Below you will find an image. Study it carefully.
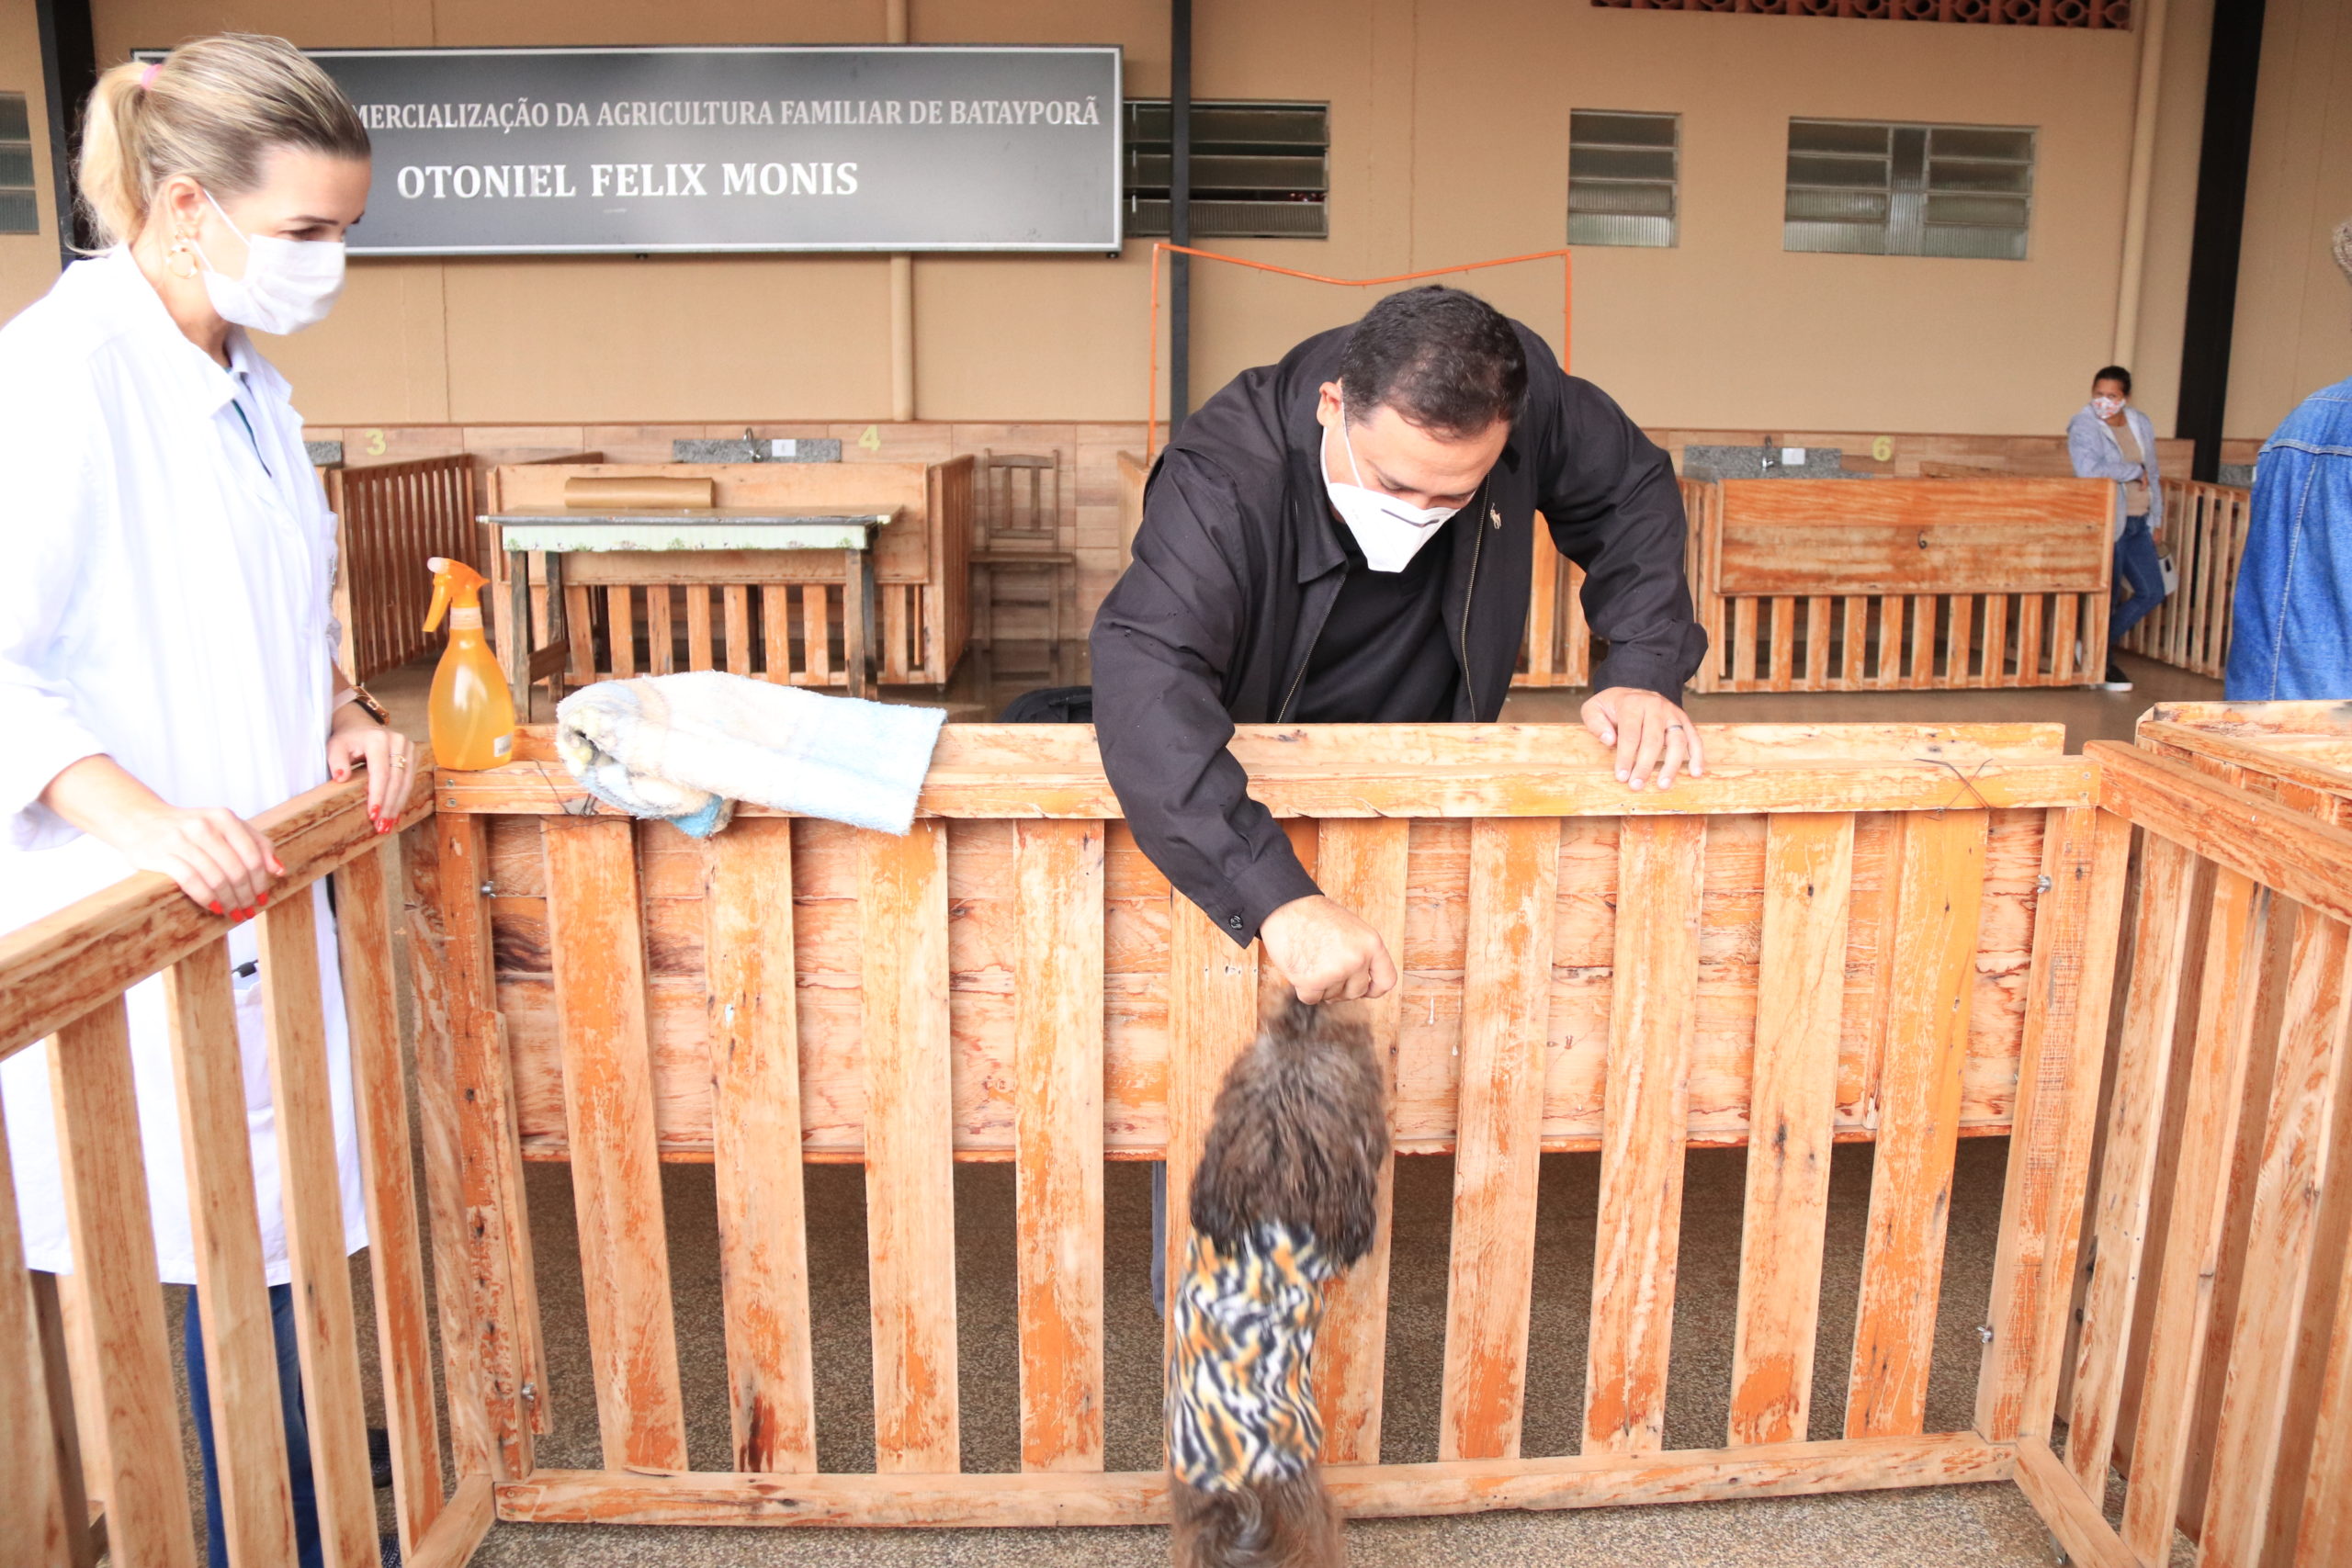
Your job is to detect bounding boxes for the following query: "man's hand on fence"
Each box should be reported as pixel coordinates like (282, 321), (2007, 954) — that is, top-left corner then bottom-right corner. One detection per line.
(1582, 687), (1704, 792)
(1260, 895), (1398, 1005)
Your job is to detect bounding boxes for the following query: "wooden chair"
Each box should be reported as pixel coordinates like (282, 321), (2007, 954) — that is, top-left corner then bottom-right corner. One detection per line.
(970, 450), (1074, 653)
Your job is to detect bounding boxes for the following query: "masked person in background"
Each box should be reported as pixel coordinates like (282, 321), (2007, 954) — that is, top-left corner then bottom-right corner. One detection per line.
(0, 35), (410, 1568)
(2067, 365), (2166, 694)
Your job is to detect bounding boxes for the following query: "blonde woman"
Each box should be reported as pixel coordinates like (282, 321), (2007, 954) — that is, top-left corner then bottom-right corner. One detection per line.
(0, 36), (412, 1567)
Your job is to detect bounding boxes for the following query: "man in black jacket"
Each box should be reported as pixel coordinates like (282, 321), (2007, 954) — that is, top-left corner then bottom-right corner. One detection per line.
(1088, 286), (1708, 1003)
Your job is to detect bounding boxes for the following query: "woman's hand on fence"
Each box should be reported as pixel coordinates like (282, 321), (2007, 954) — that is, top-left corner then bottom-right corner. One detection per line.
(1260, 895), (1399, 1005)
(1582, 687), (1703, 792)
(38, 754), (283, 914)
(327, 705), (419, 834)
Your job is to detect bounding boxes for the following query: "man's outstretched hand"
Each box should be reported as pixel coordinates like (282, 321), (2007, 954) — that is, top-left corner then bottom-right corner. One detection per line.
(1581, 686), (1704, 792)
(1260, 894), (1398, 1004)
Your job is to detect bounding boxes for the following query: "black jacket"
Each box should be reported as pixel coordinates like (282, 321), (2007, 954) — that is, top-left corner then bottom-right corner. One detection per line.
(1090, 319), (1706, 948)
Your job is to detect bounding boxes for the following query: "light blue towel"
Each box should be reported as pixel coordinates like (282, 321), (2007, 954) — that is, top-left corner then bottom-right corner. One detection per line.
(554, 671), (945, 838)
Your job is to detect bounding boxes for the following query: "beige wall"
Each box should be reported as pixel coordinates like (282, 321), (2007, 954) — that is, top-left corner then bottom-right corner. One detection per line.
(32, 2), (2203, 434)
(2225, 0), (2352, 440)
(0, 0), (62, 321)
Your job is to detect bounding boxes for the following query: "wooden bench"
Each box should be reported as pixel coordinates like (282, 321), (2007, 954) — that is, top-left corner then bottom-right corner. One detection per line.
(1689, 478), (2116, 692)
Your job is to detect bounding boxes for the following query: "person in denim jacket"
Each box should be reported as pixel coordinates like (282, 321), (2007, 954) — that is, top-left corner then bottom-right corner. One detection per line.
(2226, 222), (2352, 698)
(2068, 365), (2166, 692)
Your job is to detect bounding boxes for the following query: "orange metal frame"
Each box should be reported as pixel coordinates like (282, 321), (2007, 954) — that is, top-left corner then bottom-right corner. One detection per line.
(1145, 242), (1575, 460)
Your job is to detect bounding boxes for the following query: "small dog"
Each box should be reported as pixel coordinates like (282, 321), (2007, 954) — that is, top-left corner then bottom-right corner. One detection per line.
(1168, 997), (1389, 1567)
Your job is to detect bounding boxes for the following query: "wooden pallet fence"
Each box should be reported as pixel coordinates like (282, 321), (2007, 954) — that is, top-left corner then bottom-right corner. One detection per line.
(1687, 478), (2116, 693)
(327, 455), (480, 682)
(0, 775), (495, 1568)
(26, 714), (2352, 1558)
(2027, 735), (2352, 1568)
(2121, 479), (2254, 680)
(424, 718), (2131, 1534)
(486, 458), (973, 690)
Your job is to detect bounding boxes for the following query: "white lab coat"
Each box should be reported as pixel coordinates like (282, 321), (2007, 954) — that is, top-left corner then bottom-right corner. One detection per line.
(0, 248), (365, 1284)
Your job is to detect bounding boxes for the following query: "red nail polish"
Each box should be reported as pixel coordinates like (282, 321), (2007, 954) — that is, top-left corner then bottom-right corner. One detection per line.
(209, 901), (223, 914)
(256, 894), (269, 908)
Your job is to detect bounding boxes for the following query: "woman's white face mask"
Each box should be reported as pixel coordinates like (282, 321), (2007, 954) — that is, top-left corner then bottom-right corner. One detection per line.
(194, 187), (347, 335)
(2092, 394), (2127, 419)
(1321, 403), (1463, 573)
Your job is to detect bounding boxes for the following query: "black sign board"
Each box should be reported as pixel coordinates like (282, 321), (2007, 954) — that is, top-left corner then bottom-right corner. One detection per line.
(161, 46), (1124, 255)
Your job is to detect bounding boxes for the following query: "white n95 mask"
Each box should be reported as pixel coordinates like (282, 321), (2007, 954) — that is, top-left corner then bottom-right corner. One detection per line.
(2092, 395), (2126, 418)
(196, 187), (347, 335)
(1321, 404), (1461, 572)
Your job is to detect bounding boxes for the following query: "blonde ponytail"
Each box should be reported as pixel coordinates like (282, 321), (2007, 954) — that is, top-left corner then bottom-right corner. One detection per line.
(74, 34), (368, 250)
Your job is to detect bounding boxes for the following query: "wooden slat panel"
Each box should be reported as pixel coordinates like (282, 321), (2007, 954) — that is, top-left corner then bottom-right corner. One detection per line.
(1847, 809), (1989, 1437)
(401, 823), (492, 1477)
(0, 1097), (74, 1565)
(860, 820), (961, 1472)
(1908, 596), (1936, 689)
(1876, 594), (1904, 686)
(1438, 818), (1562, 1461)
(163, 942), (300, 1568)
(2296, 1233), (2352, 1565)
(807, 585), (832, 684)
(1982, 593), (2009, 683)
(1163, 895), (1261, 1332)
(2120, 870), (2272, 1560)
(1842, 596), (1867, 689)
(50, 1003), (198, 1568)
(1714, 479), (2110, 595)
(2014, 1438), (2138, 1568)
(1769, 596), (1795, 691)
(258, 893), (383, 1568)
(723, 583), (752, 676)
(705, 819), (817, 1472)
(1012, 819), (1107, 1472)
(2199, 912), (2352, 1568)
(1586, 814), (1706, 1455)
(1805, 596), (1831, 687)
(2017, 594), (2045, 686)
(1974, 807), (2132, 1443)
(647, 584), (675, 673)
(2064, 833), (2199, 1490)
(685, 584), (715, 671)
(1732, 598), (1758, 688)
(762, 585), (791, 682)
(1946, 595), (1974, 686)
(337, 845), (446, 1552)
(541, 817), (688, 1470)
(564, 583), (594, 684)
(607, 586), (635, 679)
(2051, 596), (2081, 685)
(1729, 813), (1855, 1446)
(1313, 818), (1411, 1463)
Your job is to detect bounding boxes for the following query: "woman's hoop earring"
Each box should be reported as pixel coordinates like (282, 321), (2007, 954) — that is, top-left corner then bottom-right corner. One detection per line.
(165, 232), (198, 279)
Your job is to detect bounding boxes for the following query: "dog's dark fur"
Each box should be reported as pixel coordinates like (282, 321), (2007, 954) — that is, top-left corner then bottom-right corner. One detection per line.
(1171, 998), (1389, 1568)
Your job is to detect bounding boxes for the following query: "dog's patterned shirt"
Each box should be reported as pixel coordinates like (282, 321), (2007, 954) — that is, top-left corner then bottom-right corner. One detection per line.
(1167, 1222), (1341, 1493)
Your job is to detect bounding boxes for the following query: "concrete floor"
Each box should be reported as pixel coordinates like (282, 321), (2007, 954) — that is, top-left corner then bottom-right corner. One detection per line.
(323, 643), (2216, 1566)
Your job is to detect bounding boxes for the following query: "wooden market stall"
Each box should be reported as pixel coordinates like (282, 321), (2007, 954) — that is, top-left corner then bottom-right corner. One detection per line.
(1685, 477), (2117, 693)
(6, 714), (2351, 1565)
(485, 457), (974, 709)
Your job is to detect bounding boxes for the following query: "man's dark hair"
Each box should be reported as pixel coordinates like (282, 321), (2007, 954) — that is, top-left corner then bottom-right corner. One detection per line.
(1336, 286), (1528, 437)
(2093, 364), (2132, 394)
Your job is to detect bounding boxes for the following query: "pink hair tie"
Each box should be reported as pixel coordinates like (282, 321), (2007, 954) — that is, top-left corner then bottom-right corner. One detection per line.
(140, 61), (161, 88)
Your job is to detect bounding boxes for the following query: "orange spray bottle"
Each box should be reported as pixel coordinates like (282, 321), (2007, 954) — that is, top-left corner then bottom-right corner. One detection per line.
(423, 557), (516, 770)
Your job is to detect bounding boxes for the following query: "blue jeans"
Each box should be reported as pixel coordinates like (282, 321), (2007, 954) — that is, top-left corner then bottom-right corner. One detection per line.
(186, 1283), (323, 1568)
(2111, 514), (2165, 644)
